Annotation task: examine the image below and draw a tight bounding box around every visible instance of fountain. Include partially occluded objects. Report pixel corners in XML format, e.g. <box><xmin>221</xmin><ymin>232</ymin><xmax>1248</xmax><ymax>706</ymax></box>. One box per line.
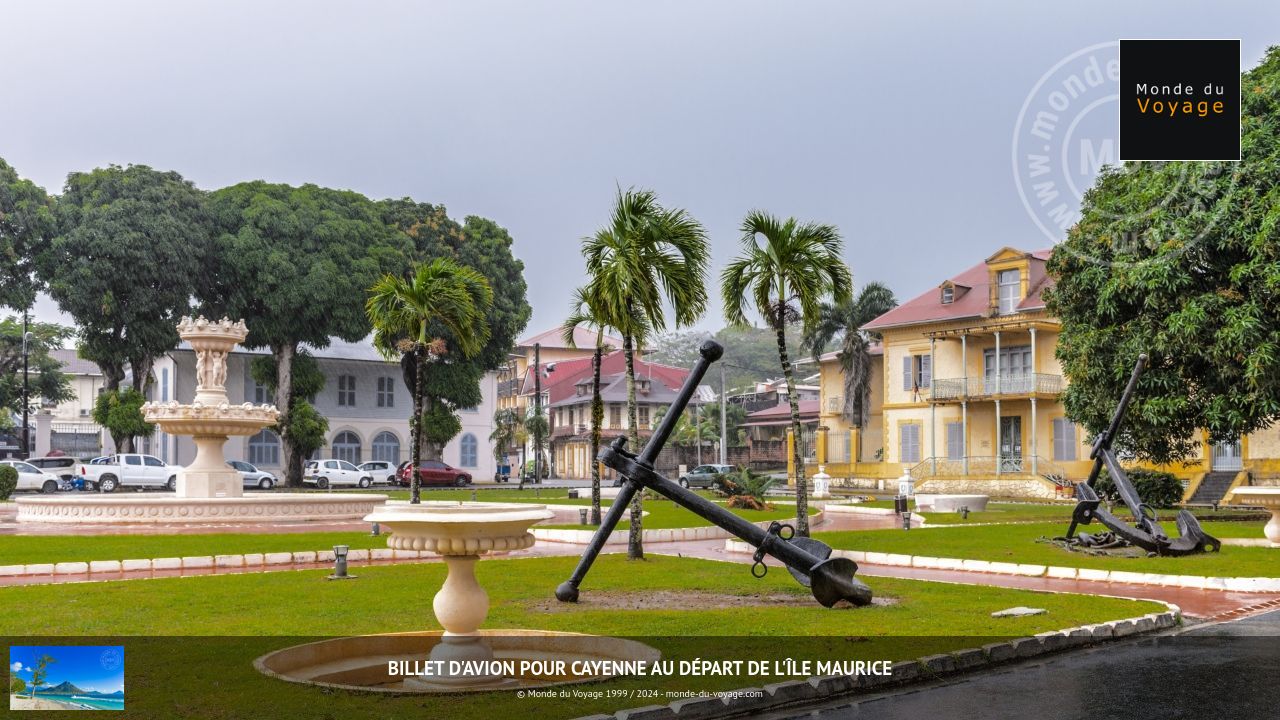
<box><xmin>255</xmin><ymin>501</ymin><xmax>659</xmax><ymax>692</ymax></box>
<box><xmin>1226</xmin><ymin>487</ymin><xmax>1280</xmax><ymax>545</ymax></box>
<box><xmin>15</xmin><ymin>317</ymin><xmax>386</xmax><ymax>524</ymax></box>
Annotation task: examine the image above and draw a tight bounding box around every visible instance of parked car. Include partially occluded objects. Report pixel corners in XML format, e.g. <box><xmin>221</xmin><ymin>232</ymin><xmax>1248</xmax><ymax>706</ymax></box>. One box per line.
<box><xmin>23</xmin><ymin>456</ymin><xmax>79</xmax><ymax>481</ymax></box>
<box><xmin>227</xmin><ymin>460</ymin><xmax>275</xmax><ymax>490</ymax></box>
<box><xmin>397</xmin><ymin>460</ymin><xmax>472</xmax><ymax>487</ymax></box>
<box><xmin>79</xmin><ymin>454</ymin><xmax>180</xmax><ymax>492</ymax></box>
<box><xmin>304</xmin><ymin>459</ymin><xmax>374</xmax><ymax>489</ymax></box>
<box><xmin>678</xmin><ymin>464</ymin><xmax>735</xmax><ymax>489</ymax></box>
<box><xmin>358</xmin><ymin>460</ymin><xmax>398</xmax><ymax>485</ymax></box>
<box><xmin>0</xmin><ymin>459</ymin><xmax>62</xmax><ymax>494</ymax></box>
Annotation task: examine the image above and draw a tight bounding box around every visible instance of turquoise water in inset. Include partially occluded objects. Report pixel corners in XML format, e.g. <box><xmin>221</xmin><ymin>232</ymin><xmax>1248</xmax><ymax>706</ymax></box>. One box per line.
<box><xmin>59</xmin><ymin>695</ymin><xmax>125</xmax><ymax>711</ymax></box>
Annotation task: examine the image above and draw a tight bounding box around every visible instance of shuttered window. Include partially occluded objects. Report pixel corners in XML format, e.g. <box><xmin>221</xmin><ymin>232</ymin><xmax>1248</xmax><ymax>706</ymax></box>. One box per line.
<box><xmin>899</xmin><ymin>424</ymin><xmax>922</xmax><ymax>463</ymax></box>
<box><xmin>1053</xmin><ymin>418</ymin><xmax>1077</xmax><ymax>461</ymax></box>
<box><xmin>946</xmin><ymin>422</ymin><xmax>964</xmax><ymax>460</ymax></box>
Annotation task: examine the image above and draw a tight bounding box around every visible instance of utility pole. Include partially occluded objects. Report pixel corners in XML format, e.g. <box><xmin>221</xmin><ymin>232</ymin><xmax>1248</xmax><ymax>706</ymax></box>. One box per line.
<box><xmin>21</xmin><ymin>311</ymin><xmax>31</xmax><ymax>459</ymax></box>
<box><xmin>694</xmin><ymin>397</ymin><xmax>702</xmax><ymax>466</ymax></box>
<box><xmin>719</xmin><ymin>362</ymin><xmax>727</xmax><ymax>465</ymax></box>
<box><xmin>533</xmin><ymin>342</ymin><xmax>542</xmax><ymax>484</ymax></box>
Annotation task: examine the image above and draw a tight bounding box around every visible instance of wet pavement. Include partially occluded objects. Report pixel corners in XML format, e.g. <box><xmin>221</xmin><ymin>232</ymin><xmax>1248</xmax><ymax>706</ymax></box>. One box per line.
<box><xmin>765</xmin><ymin>609</ymin><xmax>1280</xmax><ymax>720</ymax></box>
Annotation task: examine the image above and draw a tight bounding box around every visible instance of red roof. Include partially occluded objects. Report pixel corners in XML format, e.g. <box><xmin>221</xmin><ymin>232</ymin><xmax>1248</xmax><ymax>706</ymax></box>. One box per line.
<box><xmin>517</xmin><ymin>325</ymin><xmax>623</xmax><ymax>350</ymax></box>
<box><xmin>863</xmin><ymin>247</ymin><xmax>1053</xmax><ymax>331</ymax></box>
<box><xmin>520</xmin><ymin>349</ymin><xmax>690</xmax><ymax>405</ymax></box>
<box><xmin>743</xmin><ymin>399</ymin><xmax>820</xmax><ymax>426</ymax></box>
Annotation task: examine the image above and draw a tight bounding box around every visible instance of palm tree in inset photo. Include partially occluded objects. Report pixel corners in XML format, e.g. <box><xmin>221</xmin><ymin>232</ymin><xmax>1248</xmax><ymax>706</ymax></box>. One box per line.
<box><xmin>803</xmin><ymin>282</ymin><xmax>897</xmax><ymax>462</ymax></box>
<box><xmin>582</xmin><ymin>187</ymin><xmax>709</xmax><ymax>559</ymax></box>
<box><xmin>722</xmin><ymin>210</ymin><xmax>852</xmax><ymax>537</ymax></box>
<box><xmin>366</xmin><ymin>258</ymin><xmax>493</xmax><ymax>504</ymax></box>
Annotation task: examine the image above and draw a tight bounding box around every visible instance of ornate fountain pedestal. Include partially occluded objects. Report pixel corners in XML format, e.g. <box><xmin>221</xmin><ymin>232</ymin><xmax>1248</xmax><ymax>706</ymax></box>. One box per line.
<box><xmin>15</xmin><ymin>316</ymin><xmax>387</xmax><ymax>525</ymax></box>
<box><xmin>1227</xmin><ymin>487</ymin><xmax>1280</xmax><ymax>545</ymax></box>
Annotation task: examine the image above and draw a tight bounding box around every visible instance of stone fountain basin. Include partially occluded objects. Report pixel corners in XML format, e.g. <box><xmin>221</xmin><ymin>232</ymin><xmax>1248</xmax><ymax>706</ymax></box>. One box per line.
<box><xmin>1226</xmin><ymin>487</ymin><xmax>1280</xmax><ymax>544</ymax></box>
<box><xmin>255</xmin><ymin>630</ymin><xmax>661</xmax><ymax>694</ymax></box>
<box><xmin>364</xmin><ymin>501</ymin><xmax>555</xmax><ymax>554</ymax></box>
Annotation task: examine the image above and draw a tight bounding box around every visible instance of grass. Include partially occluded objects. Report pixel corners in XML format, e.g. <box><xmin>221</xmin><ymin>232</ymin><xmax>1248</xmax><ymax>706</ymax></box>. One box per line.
<box><xmin>0</xmin><ymin>555</ymin><xmax>1164</xmax><ymax>719</ymax></box>
<box><xmin>817</xmin><ymin>520</ymin><xmax>1277</xmax><ymax>577</ymax></box>
<box><xmin>0</xmin><ymin>531</ymin><xmax>387</xmax><ymax>565</ymax></box>
<box><xmin>854</xmin><ymin>500</ymin><xmax>1267</xmax><ymax>526</ymax></box>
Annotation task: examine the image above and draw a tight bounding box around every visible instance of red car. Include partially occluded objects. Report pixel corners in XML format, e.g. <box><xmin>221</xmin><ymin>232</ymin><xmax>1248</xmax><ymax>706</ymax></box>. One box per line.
<box><xmin>397</xmin><ymin>460</ymin><xmax>473</xmax><ymax>487</ymax></box>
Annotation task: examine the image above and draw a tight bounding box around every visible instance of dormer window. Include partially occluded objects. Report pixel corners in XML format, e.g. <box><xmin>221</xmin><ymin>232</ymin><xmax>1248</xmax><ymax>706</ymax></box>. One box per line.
<box><xmin>941</xmin><ymin>286</ymin><xmax>954</xmax><ymax>304</ymax></box>
<box><xmin>997</xmin><ymin>269</ymin><xmax>1021</xmax><ymax>314</ymax></box>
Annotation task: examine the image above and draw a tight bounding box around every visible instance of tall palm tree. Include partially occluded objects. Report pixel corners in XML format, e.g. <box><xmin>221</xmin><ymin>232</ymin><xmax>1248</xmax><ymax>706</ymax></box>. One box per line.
<box><xmin>582</xmin><ymin>187</ymin><xmax>709</xmax><ymax>559</ymax></box>
<box><xmin>802</xmin><ymin>282</ymin><xmax>897</xmax><ymax>460</ymax></box>
<box><xmin>367</xmin><ymin>258</ymin><xmax>493</xmax><ymax>504</ymax></box>
<box><xmin>562</xmin><ymin>286</ymin><xmax>618</xmax><ymax>526</ymax></box>
<box><xmin>722</xmin><ymin>211</ymin><xmax>852</xmax><ymax>537</ymax></box>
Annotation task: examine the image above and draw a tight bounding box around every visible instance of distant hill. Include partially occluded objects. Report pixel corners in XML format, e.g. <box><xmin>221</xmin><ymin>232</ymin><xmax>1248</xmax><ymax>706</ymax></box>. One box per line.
<box><xmin>41</xmin><ymin>680</ymin><xmax>86</xmax><ymax>695</ymax></box>
<box><xmin>84</xmin><ymin>690</ymin><xmax>124</xmax><ymax>698</ymax></box>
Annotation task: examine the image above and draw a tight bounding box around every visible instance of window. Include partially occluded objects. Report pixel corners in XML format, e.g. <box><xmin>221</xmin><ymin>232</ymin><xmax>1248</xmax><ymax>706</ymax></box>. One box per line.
<box><xmin>371</xmin><ymin>431</ymin><xmax>400</xmax><ymax>464</ymax></box>
<box><xmin>376</xmin><ymin>377</ymin><xmax>395</xmax><ymax>408</ymax></box>
<box><xmin>638</xmin><ymin>406</ymin><xmax>650</xmax><ymax>428</ymax></box>
<box><xmin>332</xmin><ymin>431</ymin><xmax>362</xmax><ymax>464</ymax></box>
<box><xmin>252</xmin><ymin>380</ymin><xmax>270</xmax><ymax>405</ymax></box>
<box><xmin>610</xmin><ymin>405</ymin><xmax>622</xmax><ymax>428</ymax></box>
<box><xmin>901</xmin><ymin>354</ymin><xmax>931</xmax><ymax>391</ymax></box>
<box><xmin>946</xmin><ymin>422</ymin><xmax>964</xmax><ymax>460</ymax></box>
<box><xmin>125</xmin><ymin>456</ymin><xmax>142</xmax><ymax>466</ymax></box>
<box><xmin>337</xmin><ymin>375</ymin><xmax>356</xmax><ymax>407</ymax></box>
<box><xmin>997</xmin><ymin>269</ymin><xmax>1021</xmax><ymax>314</ymax></box>
<box><xmin>144</xmin><ymin>456</ymin><xmax>164</xmax><ymax>467</ymax></box>
<box><xmin>248</xmin><ymin>429</ymin><xmax>281</xmax><ymax>466</ymax></box>
<box><xmin>899</xmin><ymin>424</ymin><xmax>921</xmax><ymax>463</ymax></box>
<box><xmin>460</xmin><ymin>433</ymin><xmax>478</xmax><ymax>468</ymax></box>
<box><xmin>941</xmin><ymin>286</ymin><xmax>954</xmax><ymax>304</ymax></box>
<box><xmin>161</xmin><ymin>368</ymin><xmax>170</xmax><ymax>402</ymax></box>
<box><xmin>1053</xmin><ymin>418</ymin><xmax>1078</xmax><ymax>461</ymax></box>
<box><xmin>338</xmin><ymin>460</ymin><xmax>358</xmax><ymax>472</ymax></box>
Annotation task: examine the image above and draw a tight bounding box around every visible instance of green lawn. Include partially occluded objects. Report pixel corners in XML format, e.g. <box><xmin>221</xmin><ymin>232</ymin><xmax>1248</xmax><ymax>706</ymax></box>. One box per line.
<box><xmin>0</xmin><ymin>531</ymin><xmax>386</xmax><ymax>565</ymax></box>
<box><xmin>817</xmin><ymin>521</ymin><xmax>1277</xmax><ymax>577</ymax></box>
<box><xmin>0</xmin><ymin>555</ymin><xmax>1164</xmax><ymax>719</ymax></box>
<box><xmin>541</xmin><ymin>498</ymin><xmax>799</xmax><ymax>530</ymax></box>
<box><xmin>853</xmin><ymin>500</ymin><xmax>1266</xmax><ymax>526</ymax></box>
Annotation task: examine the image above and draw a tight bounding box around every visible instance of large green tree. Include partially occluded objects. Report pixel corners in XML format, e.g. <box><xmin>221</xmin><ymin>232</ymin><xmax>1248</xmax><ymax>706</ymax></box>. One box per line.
<box><xmin>379</xmin><ymin>200</ymin><xmax>530</xmax><ymax>461</ymax></box>
<box><xmin>1046</xmin><ymin>48</ymin><xmax>1280</xmax><ymax>464</ymax></box>
<box><xmin>250</xmin><ymin>352</ymin><xmax>329</xmax><ymax>465</ymax></box>
<box><xmin>802</xmin><ymin>281</ymin><xmax>897</xmax><ymax>457</ymax></box>
<box><xmin>0</xmin><ymin>158</ymin><xmax>55</xmax><ymax>312</ymax></box>
<box><xmin>366</xmin><ymin>258</ymin><xmax>492</xmax><ymax>503</ymax></box>
<box><xmin>0</xmin><ymin>317</ymin><xmax>73</xmax><ymax>430</ymax></box>
<box><xmin>201</xmin><ymin>182</ymin><xmax>411</xmax><ymax>485</ymax></box>
<box><xmin>41</xmin><ymin>165</ymin><xmax>209</xmax><ymax>402</ymax></box>
<box><xmin>582</xmin><ymin>187</ymin><xmax>708</xmax><ymax>559</ymax></box>
<box><xmin>722</xmin><ymin>211</ymin><xmax>852</xmax><ymax>537</ymax></box>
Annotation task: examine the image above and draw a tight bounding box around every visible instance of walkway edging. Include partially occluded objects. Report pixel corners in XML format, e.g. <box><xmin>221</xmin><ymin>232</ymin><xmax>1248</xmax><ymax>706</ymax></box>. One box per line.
<box><xmin>724</xmin><ymin>539</ymin><xmax>1280</xmax><ymax>592</ymax></box>
<box><xmin>0</xmin><ymin>547</ymin><xmax>426</xmax><ymax>579</ymax></box>
<box><xmin>577</xmin><ymin>605</ymin><xmax>1182</xmax><ymax>720</ymax></box>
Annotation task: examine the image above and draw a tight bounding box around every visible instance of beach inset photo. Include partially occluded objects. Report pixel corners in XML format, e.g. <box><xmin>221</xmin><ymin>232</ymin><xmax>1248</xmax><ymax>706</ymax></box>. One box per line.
<box><xmin>9</xmin><ymin>645</ymin><xmax>124</xmax><ymax>711</ymax></box>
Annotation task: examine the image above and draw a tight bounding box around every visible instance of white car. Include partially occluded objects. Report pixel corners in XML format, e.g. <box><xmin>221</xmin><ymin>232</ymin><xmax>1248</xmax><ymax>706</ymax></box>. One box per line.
<box><xmin>79</xmin><ymin>454</ymin><xmax>181</xmax><ymax>492</ymax></box>
<box><xmin>303</xmin><ymin>459</ymin><xmax>373</xmax><ymax>489</ymax></box>
<box><xmin>1</xmin><ymin>459</ymin><xmax>62</xmax><ymax>494</ymax></box>
<box><xmin>227</xmin><ymin>460</ymin><xmax>276</xmax><ymax>490</ymax></box>
<box><xmin>358</xmin><ymin>460</ymin><xmax>398</xmax><ymax>485</ymax></box>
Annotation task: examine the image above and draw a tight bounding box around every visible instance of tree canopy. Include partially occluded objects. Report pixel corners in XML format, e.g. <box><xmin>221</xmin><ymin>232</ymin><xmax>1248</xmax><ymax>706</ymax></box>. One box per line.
<box><xmin>0</xmin><ymin>317</ymin><xmax>73</xmax><ymax>428</ymax></box>
<box><xmin>1046</xmin><ymin>47</ymin><xmax>1280</xmax><ymax>464</ymax></box>
<box><xmin>41</xmin><ymin>164</ymin><xmax>209</xmax><ymax>390</ymax></box>
<box><xmin>0</xmin><ymin>157</ymin><xmax>55</xmax><ymax>312</ymax></box>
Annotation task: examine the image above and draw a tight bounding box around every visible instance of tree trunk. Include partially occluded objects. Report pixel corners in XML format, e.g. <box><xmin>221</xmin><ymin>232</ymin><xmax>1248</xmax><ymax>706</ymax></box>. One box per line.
<box><xmin>590</xmin><ymin>344</ymin><xmax>603</xmax><ymax>525</ymax></box>
<box><xmin>130</xmin><ymin>355</ymin><xmax>155</xmax><ymax>396</ymax></box>
<box><xmin>776</xmin><ymin>321</ymin><xmax>809</xmax><ymax>537</ymax></box>
<box><xmin>623</xmin><ymin>334</ymin><xmax>643</xmax><ymax>560</ymax></box>
<box><xmin>410</xmin><ymin>346</ymin><xmax>426</xmax><ymax>504</ymax></box>
<box><xmin>274</xmin><ymin>343</ymin><xmax>304</xmax><ymax>487</ymax></box>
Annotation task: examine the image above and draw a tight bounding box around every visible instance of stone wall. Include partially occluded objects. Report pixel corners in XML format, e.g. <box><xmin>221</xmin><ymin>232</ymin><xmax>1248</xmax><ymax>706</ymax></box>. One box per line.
<box><xmin>915</xmin><ymin>476</ymin><xmax>1062</xmax><ymax>500</ymax></box>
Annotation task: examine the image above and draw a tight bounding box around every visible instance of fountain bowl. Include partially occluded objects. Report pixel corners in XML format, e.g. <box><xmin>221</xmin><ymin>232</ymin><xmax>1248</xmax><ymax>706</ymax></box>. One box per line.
<box><xmin>1227</xmin><ymin>487</ymin><xmax>1280</xmax><ymax>545</ymax></box>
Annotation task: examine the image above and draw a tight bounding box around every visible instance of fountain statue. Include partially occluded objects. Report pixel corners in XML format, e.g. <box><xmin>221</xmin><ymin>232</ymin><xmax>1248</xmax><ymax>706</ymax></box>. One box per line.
<box><xmin>15</xmin><ymin>317</ymin><xmax>387</xmax><ymax>524</ymax></box>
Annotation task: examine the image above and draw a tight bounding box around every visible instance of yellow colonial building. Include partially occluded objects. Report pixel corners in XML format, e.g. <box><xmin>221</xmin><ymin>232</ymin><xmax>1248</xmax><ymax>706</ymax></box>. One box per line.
<box><xmin>810</xmin><ymin>246</ymin><xmax>1280</xmax><ymax>501</ymax></box>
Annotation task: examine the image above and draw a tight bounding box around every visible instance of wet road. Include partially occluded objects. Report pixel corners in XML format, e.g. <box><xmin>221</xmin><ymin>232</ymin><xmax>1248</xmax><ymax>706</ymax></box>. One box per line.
<box><xmin>768</xmin><ymin>609</ymin><xmax>1280</xmax><ymax>720</ymax></box>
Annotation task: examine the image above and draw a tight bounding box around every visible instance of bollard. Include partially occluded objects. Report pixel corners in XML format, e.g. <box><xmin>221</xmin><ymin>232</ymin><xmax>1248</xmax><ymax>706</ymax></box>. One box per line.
<box><xmin>902</xmin><ymin>511</ymin><xmax>912</xmax><ymax>531</ymax></box>
<box><xmin>579</xmin><ymin>508</ymin><xmax>589</xmax><ymax>525</ymax></box>
<box><xmin>960</xmin><ymin>506</ymin><xmax>970</xmax><ymax>520</ymax></box>
<box><xmin>370</xmin><ymin>522</ymin><xmax>381</xmax><ymax>537</ymax></box>
<box><xmin>327</xmin><ymin>545</ymin><xmax>356</xmax><ymax>580</ymax></box>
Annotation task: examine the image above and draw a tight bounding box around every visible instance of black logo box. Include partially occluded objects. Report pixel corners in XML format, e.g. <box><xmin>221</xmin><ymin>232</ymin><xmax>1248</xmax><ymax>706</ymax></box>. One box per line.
<box><xmin>1119</xmin><ymin>39</ymin><xmax>1240</xmax><ymax>161</ymax></box>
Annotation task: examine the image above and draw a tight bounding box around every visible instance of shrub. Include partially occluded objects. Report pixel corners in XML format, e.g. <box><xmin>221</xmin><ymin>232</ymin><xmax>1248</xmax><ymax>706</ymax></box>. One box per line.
<box><xmin>714</xmin><ymin>468</ymin><xmax>776</xmax><ymax>511</ymax></box>
<box><xmin>0</xmin><ymin>464</ymin><xmax>17</xmax><ymax>501</ymax></box>
<box><xmin>1094</xmin><ymin>467</ymin><xmax>1183</xmax><ymax>508</ymax></box>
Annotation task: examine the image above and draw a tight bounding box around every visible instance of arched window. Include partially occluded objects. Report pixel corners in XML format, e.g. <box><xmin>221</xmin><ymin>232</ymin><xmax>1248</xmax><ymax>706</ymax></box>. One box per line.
<box><xmin>332</xmin><ymin>431</ymin><xmax>362</xmax><ymax>464</ymax></box>
<box><xmin>248</xmin><ymin>429</ymin><xmax>281</xmax><ymax>467</ymax></box>
<box><xmin>371</xmin><ymin>431</ymin><xmax>400</xmax><ymax>464</ymax></box>
<box><xmin>460</xmin><ymin>433</ymin><xmax>478</xmax><ymax>468</ymax></box>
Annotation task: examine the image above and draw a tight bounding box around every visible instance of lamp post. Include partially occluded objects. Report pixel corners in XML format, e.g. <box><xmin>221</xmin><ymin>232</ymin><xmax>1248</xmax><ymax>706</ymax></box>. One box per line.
<box><xmin>21</xmin><ymin>312</ymin><xmax>32</xmax><ymax>459</ymax></box>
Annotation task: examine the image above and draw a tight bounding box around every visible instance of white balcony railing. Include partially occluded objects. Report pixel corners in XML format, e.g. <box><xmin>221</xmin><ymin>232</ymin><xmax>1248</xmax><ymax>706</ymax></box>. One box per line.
<box><xmin>930</xmin><ymin>373</ymin><xmax>1063</xmax><ymax>401</ymax></box>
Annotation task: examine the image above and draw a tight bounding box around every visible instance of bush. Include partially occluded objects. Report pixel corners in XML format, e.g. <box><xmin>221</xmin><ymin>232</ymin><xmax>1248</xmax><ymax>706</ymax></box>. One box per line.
<box><xmin>0</xmin><ymin>464</ymin><xmax>17</xmax><ymax>501</ymax></box>
<box><xmin>1094</xmin><ymin>467</ymin><xmax>1183</xmax><ymax>508</ymax></box>
<box><xmin>712</xmin><ymin>468</ymin><xmax>776</xmax><ymax>511</ymax></box>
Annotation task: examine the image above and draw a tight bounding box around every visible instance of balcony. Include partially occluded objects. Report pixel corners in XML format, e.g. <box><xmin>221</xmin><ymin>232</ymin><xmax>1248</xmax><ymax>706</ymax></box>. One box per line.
<box><xmin>929</xmin><ymin>373</ymin><xmax>1064</xmax><ymax>402</ymax></box>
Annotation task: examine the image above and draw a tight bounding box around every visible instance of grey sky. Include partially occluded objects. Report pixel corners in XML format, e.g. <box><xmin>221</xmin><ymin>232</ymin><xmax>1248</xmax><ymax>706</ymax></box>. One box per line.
<box><xmin>4</xmin><ymin>1</ymin><xmax>1276</xmax><ymax>336</ymax></box>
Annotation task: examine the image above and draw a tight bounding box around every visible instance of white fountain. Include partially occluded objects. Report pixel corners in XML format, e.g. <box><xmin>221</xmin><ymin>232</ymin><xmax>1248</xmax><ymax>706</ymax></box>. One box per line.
<box><xmin>16</xmin><ymin>317</ymin><xmax>387</xmax><ymax>525</ymax></box>
<box><xmin>255</xmin><ymin>501</ymin><xmax>659</xmax><ymax>693</ymax></box>
<box><xmin>1227</xmin><ymin>486</ymin><xmax>1280</xmax><ymax>546</ymax></box>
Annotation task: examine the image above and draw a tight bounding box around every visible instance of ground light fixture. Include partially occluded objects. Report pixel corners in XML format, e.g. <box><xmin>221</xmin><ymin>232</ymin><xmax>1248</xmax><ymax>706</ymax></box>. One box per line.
<box><xmin>370</xmin><ymin>522</ymin><xmax>381</xmax><ymax>536</ymax></box>
<box><xmin>579</xmin><ymin>508</ymin><xmax>589</xmax><ymax>525</ymax></box>
<box><xmin>961</xmin><ymin>505</ymin><xmax>970</xmax><ymax>520</ymax></box>
<box><xmin>902</xmin><ymin>510</ymin><xmax>913</xmax><ymax>531</ymax></box>
<box><xmin>328</xmin><ymin>544</ymin><xmax>355</xmax><ymax>580</ymax></box>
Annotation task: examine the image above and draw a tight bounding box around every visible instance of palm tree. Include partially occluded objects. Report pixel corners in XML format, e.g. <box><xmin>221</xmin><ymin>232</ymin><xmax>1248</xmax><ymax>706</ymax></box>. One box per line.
<box><xmin>802</xmin><ymin>282</ymin><xmax>897</xmax><ymax>460</ymax></box>
<box><xmin>489</xmin><ymin>407</ymin><xmax>520</xmax><ymax>472</ymax></box>
<box><xmin>562</xmin><ymin>286</ymin><xmax>618</xmax><ymax>525</ymax></box>
<box><xmin>366</xmin><ymin>258</ymin><xmax>493</xmax><ymax>504</ymax></box>
<box><xmin>582</xmin><ymin>187</ymin><xmax>709</xmax><ymax>559</ymax></box>
<box><xmin>722</xmin><ymin>211</ymin><xmax>852</xmax><ymax>537</ymax></box>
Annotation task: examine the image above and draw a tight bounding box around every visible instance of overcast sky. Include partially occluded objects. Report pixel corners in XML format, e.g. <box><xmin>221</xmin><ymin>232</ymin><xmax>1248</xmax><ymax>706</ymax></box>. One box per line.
<box><xmin>4</xmin><ymin>1</ymin><xmax>1276</xmax><ymax>337</ymax></box>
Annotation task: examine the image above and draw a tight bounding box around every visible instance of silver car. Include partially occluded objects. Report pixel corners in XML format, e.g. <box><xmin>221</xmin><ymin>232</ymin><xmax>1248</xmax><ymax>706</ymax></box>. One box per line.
<box><xmin>227</xmin><ymin>460</ymin><xmax>276</xmax><ymax>490</ymax></box>
<box><xmin>678</xmin><ymin>464</ymin><xmax>735</xmax><ymax>489</ymax></box>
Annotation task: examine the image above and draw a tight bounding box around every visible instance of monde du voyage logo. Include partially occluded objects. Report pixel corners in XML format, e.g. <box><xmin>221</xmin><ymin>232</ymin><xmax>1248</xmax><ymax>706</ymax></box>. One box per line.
<box><xmin>1120</xmin><ymin>39</ymin><xmax>1241</xmax><ymax>161</ymax></box>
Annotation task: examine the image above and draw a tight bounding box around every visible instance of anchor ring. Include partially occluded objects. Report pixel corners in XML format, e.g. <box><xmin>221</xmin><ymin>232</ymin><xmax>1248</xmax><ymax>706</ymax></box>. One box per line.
<box><xmin>751</xmin><ymin>561</ymin><xmax>768</xmax><ymax>578</ymax></box>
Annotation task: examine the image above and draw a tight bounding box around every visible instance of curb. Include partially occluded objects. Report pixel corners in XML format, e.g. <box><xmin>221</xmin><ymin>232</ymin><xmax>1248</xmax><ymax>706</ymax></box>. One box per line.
<box><xmin>577</xmin><ymin>606</ymin><xmax>1181</xmax><ymax>720</ymax></box>
<box><xmin>0</xmin><ymin>547</ymin><xmax>431</xmax><ymax>580</ymax></box>
<box><xmin>722</xmin><ymin>540</ymin><xmax>1280</xmax><ymax>593</ymax></box>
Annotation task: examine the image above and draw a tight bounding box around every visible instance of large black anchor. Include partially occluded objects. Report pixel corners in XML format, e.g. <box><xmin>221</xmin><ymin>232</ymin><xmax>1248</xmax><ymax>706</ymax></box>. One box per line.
<box><xmin>555</xmin><ymin>340</ymin><xmax>873</xmax><ymax>607</ymax></box>
<box><xmin>1063</xmin><ymin>354</ymin><xmax>1220</xmax><ymax>556</ymax></box>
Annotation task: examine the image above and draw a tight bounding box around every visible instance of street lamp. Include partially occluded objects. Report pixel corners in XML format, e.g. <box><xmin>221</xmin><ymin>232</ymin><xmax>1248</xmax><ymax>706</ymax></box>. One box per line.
<box><xmin>21</xmin><ymin>312</ymin><xmax>33</xmax><ymax>459</ymax></box>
